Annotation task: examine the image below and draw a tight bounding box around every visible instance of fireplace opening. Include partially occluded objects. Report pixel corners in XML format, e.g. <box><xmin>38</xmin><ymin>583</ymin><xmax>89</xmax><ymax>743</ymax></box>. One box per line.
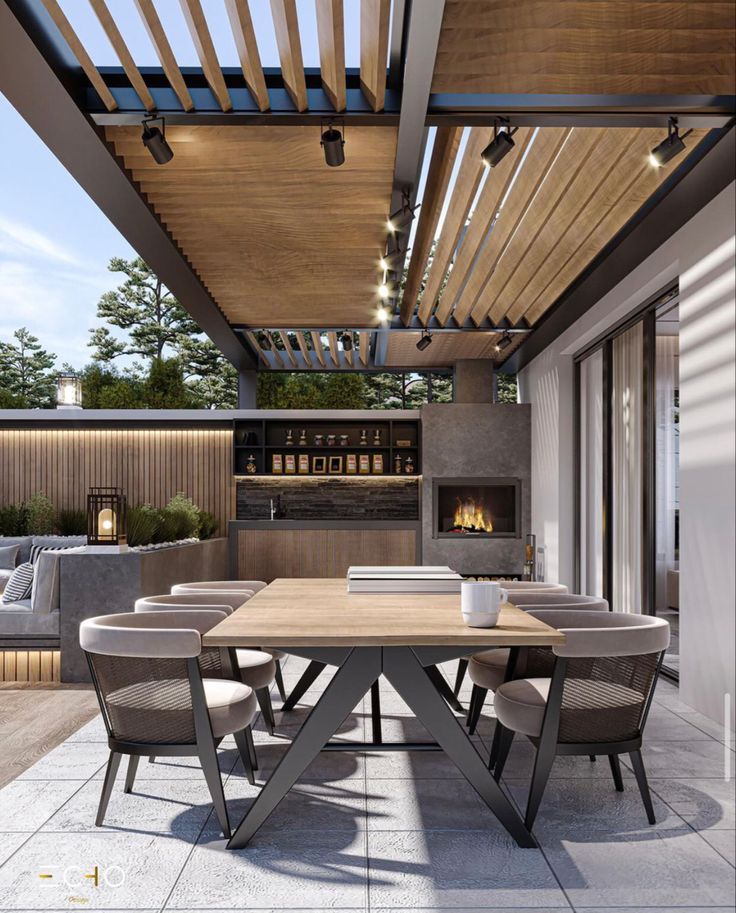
<box><xmin>432</xmin><ymin>477</ymin><xmax>521</xmax><ymax>539</ymax></box>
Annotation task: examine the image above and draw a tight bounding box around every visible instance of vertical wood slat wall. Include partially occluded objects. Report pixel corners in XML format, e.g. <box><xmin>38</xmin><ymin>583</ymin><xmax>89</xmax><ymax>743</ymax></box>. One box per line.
<box><xmin>0</xmin><ymin>650</ymin><xmax>60</xmax><ymax>683</ymax></box>
<box><xmin>0</xmin><ymin>428</ymin><xmax>235</xmax><ymax>532</ymax></box>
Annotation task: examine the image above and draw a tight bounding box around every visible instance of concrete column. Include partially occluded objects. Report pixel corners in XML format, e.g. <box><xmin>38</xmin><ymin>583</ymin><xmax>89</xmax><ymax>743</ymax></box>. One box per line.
<box><xmin>453</xmin><ymin>360</ymin><xmax>494</xmax><ymax>403</ymax></box>
<box><xmin>238</xmin><ymin>370</ymin><xmax>257</xmax><ymax>408</ymax></box>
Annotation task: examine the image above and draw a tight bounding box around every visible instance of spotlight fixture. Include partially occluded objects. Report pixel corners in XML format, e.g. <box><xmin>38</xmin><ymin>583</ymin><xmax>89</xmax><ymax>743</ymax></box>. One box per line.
<box><xmin>320</xmin><ymin>118</ymin><xmax>345</xmax><ymax>167</ymax></box>
<box><xmin>494</xmin><ymin>331</ymin><xmax>513</xmax><ymax>354</ymax></box>
<box><xmin>141</xmin><ymin>116</ymin><xmax>174</xmax><ymax>165</ymax></box>
<box><xmin>376</xmin><ymin>306</ymin><xmax>391</xmax><ymax>324</ymax></box>
<box><xmin>340</xmin><ymin>331</ymin><xmax>353</xmax><ymax>351</ymax></box>
<box><xmin>378</xmin><ymin>283</ymin><xmax>391</xmax><ymax>300</ymax></box>
<box><xmin>416</xmin><ymin>330</ymin><xmax>432</xmax><ymax>352</ymax></box>
<box><xmin>380</xmin><ymin>248</ymin><xmax>405</xmax><ymax>273</ymax></box>
<box><xmin>481</xmin><ymin>119</ymin><xmax>517</xmax><ymax>169</ymax></box>
<box><xmin>387</xmin><ymin>202</ymin><xmax>417</xmax><ymax>234</ymax></box>
<box><xmin>649</xmin><ymin>117</ymin><xmax>690</xmax><ymax>168</ymax></box>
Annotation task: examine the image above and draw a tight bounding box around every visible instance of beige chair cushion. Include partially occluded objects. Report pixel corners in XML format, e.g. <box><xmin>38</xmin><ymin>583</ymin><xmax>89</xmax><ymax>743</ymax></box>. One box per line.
<box><xmin>263</xmin><ymin>647</ymin><xmax>286</xmax><ymax>661</ymax></box>
<box><xmin>468</xmin><ymin>648</ymin><xmax>510</xmax><ymax>691</ymax></box>
<box><xmin>172</xmin><ymin>580</ymin><xmax>266</xmax><ymax>596</ymax></box>
<box><xmin>494</xmin><ymin>677</ymin><xmax>551</xmax><ymax>737</ymax></box>
<box><xmin>235</xmin><ymin>649</ymin><xmax>276</xmax><ymax>690</ymax></box>
<box><xmin>203</xmin><ymin>678</ymin><xmax>257</xmax><ymax>739</ymax></box>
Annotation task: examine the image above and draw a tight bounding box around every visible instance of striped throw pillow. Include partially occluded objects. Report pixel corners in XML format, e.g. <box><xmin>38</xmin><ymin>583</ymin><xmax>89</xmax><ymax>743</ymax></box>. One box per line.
<box><xmin>1</xmin><ymin>562</ymin><xmax>34</xmax><ymax>604</ymax></box>
<box><xmin>29</xmin><ymin>544</ymin><xmax>70</xmax><ymax>565</ymax></box>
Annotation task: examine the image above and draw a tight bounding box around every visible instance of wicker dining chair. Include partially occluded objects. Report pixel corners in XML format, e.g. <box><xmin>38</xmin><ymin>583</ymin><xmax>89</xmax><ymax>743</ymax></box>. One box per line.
<box><xmin>458</xmin><ymin>593</ymin><xmax>609</xmax><ymax>705</ymax></box>
<box><xmin>80</xmin><ymin>610</ymin><xmax>258</xmax><ymax>838</ymax></box>
<box><xmin>136</xmin><ymin>593</ymin><xmax>278</xmax><ymax>735</ymax></box>
<box><xmin>171</xmin><ymin>581</ymin><xmax>287</xmax><ymax>701</ymax></box>
<box><xmin>491</xmin><ymin>610</ymin><xmax>670</xmax><ymax>829</ymax></box>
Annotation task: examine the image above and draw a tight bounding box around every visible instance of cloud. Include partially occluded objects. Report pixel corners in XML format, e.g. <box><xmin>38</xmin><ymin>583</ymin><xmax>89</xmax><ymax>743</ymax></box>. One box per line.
<box><xmin>0</xmin><ymin>215</ymin><xmax>86</xmax><ymax>267</ymax></box>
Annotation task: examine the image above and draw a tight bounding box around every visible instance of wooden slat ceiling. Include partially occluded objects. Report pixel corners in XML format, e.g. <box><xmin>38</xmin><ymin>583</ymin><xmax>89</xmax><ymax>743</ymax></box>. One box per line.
<box><xmin>432</xmin><ymin>1</ymin><xmax>736</xmax><ymax>95</ymax></box>
<box><xmin>108</xmin><ymin>124</ymin><xmax>398</xmax><ymax>326</ymax></box>
<box><xmin>404</xmin><ymin>126</ymin><xmax>709</xmax><ymax>330</ymax></box>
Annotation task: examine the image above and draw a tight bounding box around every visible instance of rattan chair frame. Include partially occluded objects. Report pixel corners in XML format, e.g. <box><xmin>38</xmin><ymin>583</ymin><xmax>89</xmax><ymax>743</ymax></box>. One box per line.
<box><xmin>86</xmin><ymin>646</ymin><xmax>257</xmax><ymax>839</ymax></box>
<box><xmin>490</xmin><ymin>648</ymin><xmax>665</xmax><ymax>830</ymax></box>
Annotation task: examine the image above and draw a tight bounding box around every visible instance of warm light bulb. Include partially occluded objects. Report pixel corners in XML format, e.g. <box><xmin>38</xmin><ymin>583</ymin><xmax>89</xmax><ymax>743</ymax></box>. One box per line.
<box><xmin>377</xmin><ymin>307</ymin><xmax>390</xmax><ymax>323</ymax></box>
<box><xmin>102</xmin><ymin>519</ymin><xmax>113</xmax><ymax>530</ymax></box>
<box><xmin>378</xmin><ymin>283</ymin><xmax>390</xmax><ymax>300</ymax></box>
<box><xmin>386</xmin><ymin>219</ymin><xmax>395</xmax><ymax>232</ymax></box>
<box><xmin>648</xmin><ymin>153</ymin><xmax>662</xmax><ymax>168</ymax></box>
<box><xmin>379</xmin><ymin>258</ymin><xmax>388</xmax><ymax>271</ymax></box>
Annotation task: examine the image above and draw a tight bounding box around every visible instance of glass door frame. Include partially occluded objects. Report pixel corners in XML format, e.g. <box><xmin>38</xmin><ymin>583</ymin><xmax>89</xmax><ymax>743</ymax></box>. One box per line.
<box><xmin>573</xmin><ymin>281</ymin><xmax>678</xmax><ymax>677</ymax></box>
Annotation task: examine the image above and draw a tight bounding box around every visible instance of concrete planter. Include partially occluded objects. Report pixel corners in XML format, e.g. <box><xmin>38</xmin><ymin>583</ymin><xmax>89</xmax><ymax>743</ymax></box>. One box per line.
<box><xmin>59</xmin><ymin>537</ymin><xmax>228</xmax><ymax>681</ymax></box>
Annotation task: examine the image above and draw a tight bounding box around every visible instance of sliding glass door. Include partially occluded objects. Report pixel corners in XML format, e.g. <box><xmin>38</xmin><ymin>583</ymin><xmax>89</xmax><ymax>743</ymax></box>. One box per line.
<box><xmin>575</xmin><ymin>284</ymin><xmax>680</xmax><ymax>677</ymax></box>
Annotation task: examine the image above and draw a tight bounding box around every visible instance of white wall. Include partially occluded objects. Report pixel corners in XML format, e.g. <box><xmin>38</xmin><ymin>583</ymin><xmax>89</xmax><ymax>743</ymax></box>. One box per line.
<box><xmin>518</xmin><ymin>182</ymin><xmax>735</xmax><ymax>725</ymax></box>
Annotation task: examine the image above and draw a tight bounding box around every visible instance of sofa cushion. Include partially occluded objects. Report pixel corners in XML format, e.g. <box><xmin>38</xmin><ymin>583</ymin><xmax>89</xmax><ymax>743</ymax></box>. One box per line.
<box><xmin>0</xmin><ymin>569</ymin><xmax>12</xmax><ymax>594</ymax></box>
<box><xmin>31</xmin><ymin>548</ymin><xmax>85</xmax><ymax>614</ymax></box>
<box><xmin>0</xmin><ymin>606</ymin><xmax>60</xmax><ymax>638</ymax></box>
<box><xmin>0</xmin><ymin>537</ymin><xmax>33</xmax><ymax>565</ymax></box>
<box><xmin>30</xmin><ymin>536</ymin><xmax>87</xmax><ymax>564</ymax></box>
<box><xmin>0</xmin><ymin>544</ymin><xmax>20</xmax><ymax>571</ymax></box>
<box><xmin>2</xmin><ymin>563</ymin><xmax>34</xmax><ymax>605</ymax></box>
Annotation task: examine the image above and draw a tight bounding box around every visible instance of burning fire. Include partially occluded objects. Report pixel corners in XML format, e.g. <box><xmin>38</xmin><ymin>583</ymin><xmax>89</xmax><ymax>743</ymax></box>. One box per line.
<box><xmin>452</xmin><ymin>497</ymin><xmax>493</xmax><ymax>533</ymax></box>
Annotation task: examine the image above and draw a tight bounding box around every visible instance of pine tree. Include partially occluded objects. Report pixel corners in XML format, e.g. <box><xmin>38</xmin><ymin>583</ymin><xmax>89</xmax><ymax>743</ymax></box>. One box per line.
<box><xmin>89</xmin><ymin>257</ymin><xmax>200</xmax><ymax>364</ymax></box>
<box><xmin>179</xmin><ymin>336</ymin><xmax>238</xmax><ymax>409</ymax></box>
<box><xmin>0</xmin><ymin>327</ymin><xmax>57</xmax><ymax>407</ymax></box>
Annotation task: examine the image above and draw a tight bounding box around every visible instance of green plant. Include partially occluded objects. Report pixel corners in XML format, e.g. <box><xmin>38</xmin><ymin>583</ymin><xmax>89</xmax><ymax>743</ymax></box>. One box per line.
<box><xmin>24</xmin><ymin>492</ymin><xmax>56</xmax><ymax>535</ymax></box>
<box><xmin>198</xmin><ymin>511</ymin><xmax>219</xmax><ymax>540</ymax></box>
<box><xmin>126</xmin><ymin>504</ymin><xmax>160</xmax><ymax>547</ymax></box>
<box><xmin>56</xmin><ymin>508</ymin><xmax>87</xmax><ymax>536</ymax></box>
<box><xmin>161</xmin><ymin>493</ymin><xmax>200</xmax><ymax>541</ymax></box>
<box><xmin>0</xmin><ymin>503</ymin><xmax>28</xmax><ymax>536</ymax></box>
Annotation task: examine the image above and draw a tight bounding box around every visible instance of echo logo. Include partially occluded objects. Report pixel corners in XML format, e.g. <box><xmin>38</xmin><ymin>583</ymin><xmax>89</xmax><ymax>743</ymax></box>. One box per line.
<box><xmin>38</xmin><ymin>865</ymin><xmax>125</xmax><ymax>888</ymax></box>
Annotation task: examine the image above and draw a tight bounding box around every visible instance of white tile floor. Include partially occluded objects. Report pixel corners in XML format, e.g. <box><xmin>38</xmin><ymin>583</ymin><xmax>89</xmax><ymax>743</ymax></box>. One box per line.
<box><xmin>0</xmin><ymin>654</ymin><xmax>733</xmax><ymax>912</ymax></box>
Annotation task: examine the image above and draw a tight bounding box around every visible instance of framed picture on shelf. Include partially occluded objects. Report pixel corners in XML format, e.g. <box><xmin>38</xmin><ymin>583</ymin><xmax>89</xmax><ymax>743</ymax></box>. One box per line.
<box><xmin>271</xmin><ymin>454</ymin><xmax>283</xmax><ymax>474</ymax></box>
<box><xmin>328</xmin><ymin>456</ymin><xmax>344</xmax><ymax>474</ymax></box>
<box><xmin>372</xmin><ymin>454</ymin><xmax>384</xmax><ymax>474</ymax></box>
<box><xmin>345</xmin><ymin>454</ymin><xmax>357</xmax><ymax>474</ymax></box>
<box><xmin>358</xmin><ymin>454</ymin><xmax>371</xmax><ymax>474</ymax></box>
<box><xmin>284</xmin><ymin>454</ymin><xmax>296</xmax><ymax>474</ymax></box>
<box><xmin>312</xmin><ymin>456</ymin><xmax>327</xmax><ymax>474</ymax></box>
<box><xmin>298</xmin><ymin>454</ymin><xmax>310</xmax><ymax>474</ymax></box>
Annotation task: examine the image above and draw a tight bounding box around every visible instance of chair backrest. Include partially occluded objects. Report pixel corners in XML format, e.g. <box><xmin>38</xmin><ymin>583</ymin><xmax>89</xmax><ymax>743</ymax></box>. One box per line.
<box><xmin>169</xmin><ymin>587</ymin><xmax>253</xmax><ymax>610</ymax></box>
<box><xmin>499</xmin><ymin>581</ymin><xmax>568</xmax><ymax>593</ymax></box>
<box><xmin>526</xmin><ymin>610</ymin><xmax>670</xmax><ymax>744</ymax></box>
<box><xmin>510</xmin><ymin>592</ymin><xmax>608</xmax><ymax>610</ymax></box>
<box><xmin>135</xmin><ymin>593</ymin><xmax>234</xmax><ymax>616</ymax></box>
<box><xmin>80</xmin><ymin>611</ymin><xmax>215</xmax><ymax>746</ymax></box>
<box><xmin>172</xmin><ymin>579</ymin><xmax>266</xmax><ymax>595</ymax></box>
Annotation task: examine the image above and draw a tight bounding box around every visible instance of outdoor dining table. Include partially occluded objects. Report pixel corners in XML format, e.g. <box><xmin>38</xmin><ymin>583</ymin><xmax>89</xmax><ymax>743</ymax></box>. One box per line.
<box><xmin>203</xmin><ymin>577</ymin><xmax>566</xmax><ymax>850</ymax></box>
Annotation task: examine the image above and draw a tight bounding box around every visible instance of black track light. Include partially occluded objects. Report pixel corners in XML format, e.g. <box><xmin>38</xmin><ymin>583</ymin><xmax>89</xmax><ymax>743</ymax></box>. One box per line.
<box><xmin>380</xmin><ymin>248</ymin><xmax>405</xmax><ymax>273</ymax></box>
<box><xmin>340</xmin><ymin>331</ymin><xmax>353</xmax><ymax>351</ymax></box>
<box><xmin>494</xmin><ymin>331</ymin><xmax>513</xmax><ymax>354</ymax></box>
<box><xmin>321</xmin><ymin>119</ymin><xmax>345</xmax><ymax>167</ymax></box>
<box><xmin>141</xmin><ymin>116</ymin><xmax>173</xmax><ymax>165</ymax></box>
<box><xmin>481</xmin><ymin>120</ymin><xmax>516</xmax><ymax>169</ymax></box>
<box><xmin>416</xmin><ymin>330</ymin><xmax>432</xmax><ymax>352</ymax></box>
<box><xmin>649</xmin><ymin>118</ymin><xmax>689</xmax><ymax>168</ymax></box>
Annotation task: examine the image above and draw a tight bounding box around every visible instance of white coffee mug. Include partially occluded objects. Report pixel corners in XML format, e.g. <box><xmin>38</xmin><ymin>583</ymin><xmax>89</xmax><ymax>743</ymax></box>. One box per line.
<box><xmin>461</xmin><ymin>581</ymin><xmax>508</xmax><ymax>627</ymax></box>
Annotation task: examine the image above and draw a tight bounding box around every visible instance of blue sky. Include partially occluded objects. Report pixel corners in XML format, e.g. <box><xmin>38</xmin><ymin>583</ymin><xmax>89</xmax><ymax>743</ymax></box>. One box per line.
<box><xmin>0</xmin><ymin>2</ymin><xmax>449</xmax><ymax>369</ymax></box>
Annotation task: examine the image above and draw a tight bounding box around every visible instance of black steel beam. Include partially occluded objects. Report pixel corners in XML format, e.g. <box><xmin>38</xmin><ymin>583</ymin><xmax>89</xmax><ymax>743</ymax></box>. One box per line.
<box><xmin>233</xmin><ymin>321</ymin><xmax>531</xmax><ymax>334</ymax></box>
<box><xmin>0</xmin><ymin>0</ymin><xmax>255</xmax><ymax>371</ymax></box>
<box><xmin>506</xmin><ymin>125</ymin><xmax>736</xmax><ymax>374</ymax></box>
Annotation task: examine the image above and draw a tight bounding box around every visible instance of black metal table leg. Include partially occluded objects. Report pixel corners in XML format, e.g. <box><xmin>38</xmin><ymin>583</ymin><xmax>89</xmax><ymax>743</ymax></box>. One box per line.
<box><xmin>227</xmin><ymin>647</ymin><xmax>381</xmax><ymax>849</ymax></box>
<box><xmin>370</xmin><ymin>680</ymin><xmax>382</xmax><ymax>744</ymax></box>
<box><xmin>426</xmin><ymin>663</ymin><xmax>464</xmax><ymax>713</ymax></box>
<box><xmin>384</xmin><ymin>646</ymin><xmax>537</xmax><ymax>848</ymax></box>
<box><xmin>280</xmin><ymin>659</ymin><xmax>326</xmax><ymax>711</ymax></box>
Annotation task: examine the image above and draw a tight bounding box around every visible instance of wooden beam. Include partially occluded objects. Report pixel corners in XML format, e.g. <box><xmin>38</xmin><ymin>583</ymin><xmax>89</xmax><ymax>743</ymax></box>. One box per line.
<box><xmin>400</xmin><ymin>126</ymin><xmax>462</xmax><ymax>325</ymax></box>
<box><xmin>466</xmin><ymin>128</ymin><xmax>572</xmax><ymax>326</ymax></box>
<box><xmin>359</xmin><ymin>331</ymin><xmax>370</xmax><ymax>366</ymax></box>
<box><xmin>265</xmin><ymin>331</ymin><xmax>285</xmax><ymax>367</ymax></box>
<box><xmin>315</xmin><ymin>0</ymin><xmax>346</xmax><ymax>112</ymax></box>
<box><xmin>295</xmin><ymin>331</ymin><xmax>313</xmax><ymax>368</ymax></box>
<box><xmin>310</xmin><ymin>332</ymin><xmax>328</xmax><ymax>367</ymax></box>
<box><xmin>134</xmin><ymin>0</ymin><xmax>193</xmax><ymax>112</ymax></box>
<box><xmin>327</xmin><ymin>331</ymin><xmax>340</xmax><ymax>366</ymax></box>
<box><xmin>224</xmin><ymin>0</ymin><xmax>270</xmax><ymax>112</ymax></box>
<box><xmin>88</xmin><ymin>0</ymin><xmax>155</xmax><ymax>111</ymax></box>
<box><xmin>38</xmin><ymin>0</ymin><xmax>117</xmax><ymax>112</ymax></box>
<box><xmin>178</xmin><ymin>0</ymin><xmax>232</xmax><ymax>112</ymax></box>
<box><xmin>435</xmin><ymin>127</ymin><xmax>534</xmax><ymax>326</ymax></box>
<box><xmin>245</xmin><ymin>331</ymin><xmax>271</xmax><ymax>366</ymax></box>
<box><xmin>344</xmin><ymin>343</ymin><xmax>354</xmax><ymax>366</ymax></box>
<box><xmin>278</xmin><ymin>330</ymin><xmax>298</xmax><ymax>367</ymax></box>
<box><xmin>360</xmin><ymin>0</ymin><xmax>390</xmax><ymax>112</ymax></box>
<box><xmin>270</xmin><ymin>0</ymin><xmax>308</xmax><ymax>112</ymax></box>
<box><xmin>416</xmin><ymin>127</ymin><xmax>491</xmax><ymax>326</ymax></box>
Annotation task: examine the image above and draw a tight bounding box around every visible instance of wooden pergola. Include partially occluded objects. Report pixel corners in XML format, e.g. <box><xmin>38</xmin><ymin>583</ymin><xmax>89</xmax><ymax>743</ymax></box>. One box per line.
<box><xmin>1</xmin><ymin>0</ymin><xmax>733</xmax><ymax>379</ymax></box>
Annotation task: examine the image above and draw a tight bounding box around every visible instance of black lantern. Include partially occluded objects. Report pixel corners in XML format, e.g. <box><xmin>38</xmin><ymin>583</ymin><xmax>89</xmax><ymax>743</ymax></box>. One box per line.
<box><xmin>87</xmin><ymin>487</ymin><xmax>127</xmax><ymax>548</ymax></box>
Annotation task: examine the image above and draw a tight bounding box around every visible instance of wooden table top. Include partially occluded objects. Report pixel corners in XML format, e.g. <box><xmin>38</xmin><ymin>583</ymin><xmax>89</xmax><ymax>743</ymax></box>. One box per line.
<box><xmin>202</xmin><ymin>578</ymin><xmax>566</xmax><ymax>648</ymax></box>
